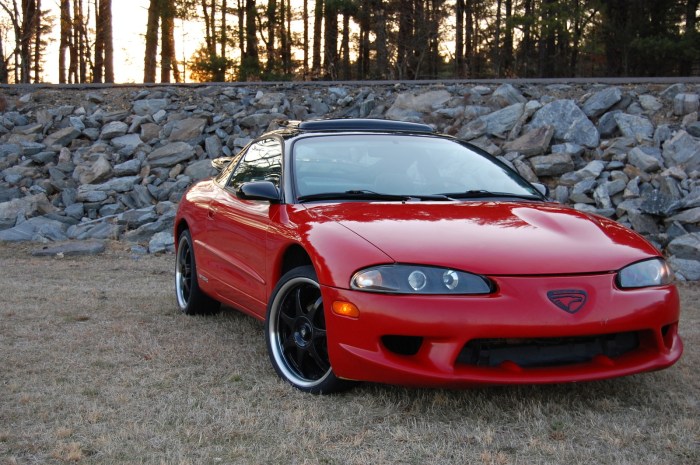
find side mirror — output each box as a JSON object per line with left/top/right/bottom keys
{"left": 532, "top": 182, "right": 550, "bottom": 198}
{"left": 237, "top": 181, "right": 280, "bottom": 202}
{"left": 211, "top": 157, "right": 234, "bottom": 173}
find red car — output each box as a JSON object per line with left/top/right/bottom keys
{"left": 174, "top": 119, "right": 682, "bottom": 393}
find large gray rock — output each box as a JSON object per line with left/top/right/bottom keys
{"left": 0, "top": 216, "right": 68, "bottom": 242}
{"left": 667, "top": 207, "right": 700, "bottom": 225}
{"left": 124, "top": 218, "right": 174, "bottom": 243}
{"left": 502, "top": 126, "right": 553, "bottom": 157}
{"left": 576, "top": 160, "right": 606, "bottom": 179}
{"left": 113, "top": 159, "right": 141, "bottom": 176}
{"left": 184, "top": 159, "right": 217, "bottom": 181}
{"left": 639, "top": 94, "right": 663, "bottom": 113}
{"left": 386, "top": 90, "right": 452, "bottom": 117}
{"left": 668, "top": 256, "right": 700, "bottom": 281}
{"left": 31, "top": 240, "right": 106, "bottom": 256}
{"left": 148, "top": 230, "right": 175, "bottom": 254}
{"left": 667, "top": 233, "right": 700, "bottom": 261}
{"left": 613, "top": 113, "right": 654, "bottom": 141}
{"left": 43, "top": 127, "right": 81, "bottom": 147}
{"left": 639, "top": 190, "right": 682, "bottom": 217}
{"left": 529, "top": 153, "right": 575, "bottom": 177}
{"left": 628, "top": 147, "right": 662, "bottom": 172}
{"left": 111, "top": 134, "right": 143, "bottom": 151}
{"left": 147, "top": 142, "right": 195, "bottom": 168}
{"left": 627, "top": 209, "right": 660, "bottom": 235}
{"left": 68, "top": 221, "right": 122, "bottom": 240}
{"left": 662, "top": 131, "right": 700, "bottom": 171}
{"left": 100, "top": 121, "right": 129, "bottom": 140}
{"left": 673, "top": 93, "right": 700, "bottom": 116}
{"left": 490, "top": 84, "right": 526, "bottom": 108}
{"left": 0, "top": 194, "right": 53, "bottom": 227}
{"left": 480, "top": 103, "right": 524, "bottom": 137}
{"left": 582, "top": 87, "right": 622, "bottom": 118}
{"left": 570, "top": 179, "right": 597, "bottom": 203}
{"left": 73, "top": 155, "right": 113, "bottom": 185}
{"left": 168, "top": 118, "right": 207, "bottom": 142}
{"left": 79, "top": 175, "right": 139, "bottom": 193}
{"left": 133, "top": 98, "right": 168, "bottom": 116}
{"left": 205, "top": 135, "right": 223, "bottom": 158}
{"left": 528, "top": 100, "right": 599, "bottom": 148}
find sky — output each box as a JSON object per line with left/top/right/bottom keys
{"left": 43, "top": 0, "right": 200, "bottom": 83}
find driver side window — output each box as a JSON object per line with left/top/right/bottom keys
{"left": 227, "top": 138, "right": 282, "bottom": 190}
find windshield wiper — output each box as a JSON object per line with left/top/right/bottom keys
{"left": 439, "top": 189, "right": 542, "bottom": 200}
{"left": 298, "top": 190, "right": 412, "bottom": 203}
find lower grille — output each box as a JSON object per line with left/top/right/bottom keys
{"left": 456, "top": 332, "right": 639, "bottom": 368}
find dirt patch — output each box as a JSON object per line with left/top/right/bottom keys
{"left": 0, "top": 242, "right": 698, "bottom": 465}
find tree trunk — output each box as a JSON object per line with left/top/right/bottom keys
{"left": 540, "top": 0, "right": 556, "bottom": 77}
{"left": 237, "top": 0, "right": 244, "bottom": 58}
{"left": 494, "top": 0, "right": 502, "bottom": 76}
{"left": 220, "top": 0, "right": 227, "bottom": 62}
{"left": 455, "top": 0, "right": 464, "bottom": 77}
{"left": 266, "top": 0, "right": 276, "bottom": 74}
{"left": 59, "top": 0, "right": 70, "bottom": 83}
{"left": 356, "top": 1, "right": 369, "bottom": 79}
{"left": 242, "top": 0, "right": 259, "bottom": 79}
{"left": 282, "top": 0, "right": 291, "bottom": 75}
{"left": 503, "top": 0, "right": 512, "bottom": 76}
{"left": 681, "top": 0, "right": 699, "bottom": 75}
{"left": 323, "top": 0, "right": 337, "bottom": 79}
{"left": 33, "top": 0, "right": 41, "bottom": 82}
{"left": 93, "top": 0, "right": 104, "bottom": 82}
{"left": 202, "top": 0, "right": 214, "bottom": 54}
{"left": 341, "top": 11, "right": 350, "bottom": 79}
{"left": 374, "top": 0, "right": 388, "bottom": 79}
{"left": 520, "top": 0, "right": 533, "bottom": 77}
{"left": 143, "top": 0, "right": 158, "bottom": 83}
{"left": 603, "top": 0, "right": 630, "bottom": 76}
{"left": 0, "top": 34, "right": 7, "bottom": 83}
{"left": 103, "top": 0, "right": 113, "bottom": 82}
{"left": 20, "top": 0, "right": 37, "bottom": 83}
{"left": 160, "top": 0, "right": 175, "bottom": 82}
{"left": 312, "top": 0, "right": 322, "bottom": 76}
{"left": 397, "top": 1, "right": 413, "bottom": 79}
{"left": 303, "top": 0, "right": 308, "bottom": 76}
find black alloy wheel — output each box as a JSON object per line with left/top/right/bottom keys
{"left": 175, "top": 230, "right": 220, "bottom": 315}
{"left": 265, "top": 266, "right": 350, "bottom": 394}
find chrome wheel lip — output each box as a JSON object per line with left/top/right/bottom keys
{"left": 268, "top": 276, "right": 332, "bottom": 389}
{"left": 175, "top": 239, "right": 190, "bottom": 310}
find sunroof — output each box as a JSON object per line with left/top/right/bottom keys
{"left": 298, "top": 119, "right": 435, "bottom": 133}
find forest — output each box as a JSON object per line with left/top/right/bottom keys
{"left": 0, "top": 0, "right": 699, "bottom": 84}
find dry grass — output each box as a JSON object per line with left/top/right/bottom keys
{"left": 0, "top": 242, "right": 698, "bottom": 465}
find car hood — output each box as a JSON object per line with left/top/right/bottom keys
{"left": 302, "top": 201, "right": 659, "bottom": 275}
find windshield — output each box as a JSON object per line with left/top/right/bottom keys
{"left": 292, "top": 134, "right": 541, "bottom": 200}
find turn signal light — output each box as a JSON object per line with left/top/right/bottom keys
{"left": 332, "top": 301, "right": 360, "bottom": 318}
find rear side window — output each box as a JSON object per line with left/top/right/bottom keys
{"left": 227, "top": 138, "right": 282, "bottom": 189}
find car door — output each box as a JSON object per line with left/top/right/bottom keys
{"left": 206, "top": 137, "right": 282, "bottom": 318}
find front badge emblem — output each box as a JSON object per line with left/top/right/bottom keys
{"left": 547, "top": 290, "right": 587, "bottom": 314}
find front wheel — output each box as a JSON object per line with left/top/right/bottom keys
{"left": 265, "top": 266, "right": 351, "bottom": 394}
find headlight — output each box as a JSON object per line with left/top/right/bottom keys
{"left": 351, "top": 264, "right": 494, "bottom": 295}
{"left": 617, "top": 258, "right": 673, "bottom": 289}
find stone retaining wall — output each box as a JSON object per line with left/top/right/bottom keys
{"left": 0, "top": 82, "right": 698, "bottom": 280}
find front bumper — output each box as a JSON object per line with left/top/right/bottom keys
{"left": 323, "top": 273, "right": 682, "bottom": 387}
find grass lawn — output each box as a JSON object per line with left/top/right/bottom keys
{"left": 1, "top": 242, "right": 698, "bottom": 465}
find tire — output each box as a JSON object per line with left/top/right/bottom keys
{"left": 175, "top": 230, "right": 220, "bottom": 315}
{"left": 265, "top": 266, "right": 352, "bottom": 394}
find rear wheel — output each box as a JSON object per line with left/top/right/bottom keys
{"left": 175, "top": 230, "right": 220, "bottom": 315}
{"left": 265, "top": 266, "right": 351, "bottom": 394}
